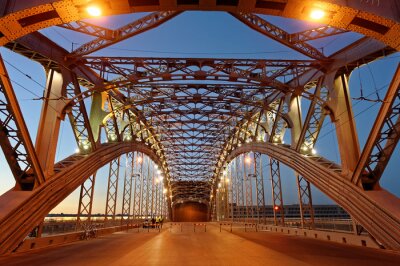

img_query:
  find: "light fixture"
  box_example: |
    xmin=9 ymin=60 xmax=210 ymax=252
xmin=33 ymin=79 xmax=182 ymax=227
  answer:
xmin=75 ymin=148 xmax=80 ymax=153
xmin=137 ymin=157 xmax=143 ymax=163
xmin=86 ymin=5 xmax=102 ymax=17
xmin=311 ymin=148 xmax=317 ymax=155
xmin=310 ymin=9 xmax=325 ymax=20
xmin=245 ymin=156 xmax=252 ymax=164
xmin=154 ymin=165 xmax=159 ymax=170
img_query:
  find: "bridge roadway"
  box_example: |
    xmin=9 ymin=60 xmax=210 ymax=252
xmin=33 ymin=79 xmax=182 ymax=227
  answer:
xmin=0 ymin=223 xmax=399 ymax=266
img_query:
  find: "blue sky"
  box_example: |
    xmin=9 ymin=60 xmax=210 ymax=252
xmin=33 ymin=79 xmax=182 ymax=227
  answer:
xmin=0 ymin=11 xmax=399 ymax=213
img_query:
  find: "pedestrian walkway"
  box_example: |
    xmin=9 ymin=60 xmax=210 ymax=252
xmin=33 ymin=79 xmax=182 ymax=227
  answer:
xmin=1 ymin=223 xmax=399 ymax=266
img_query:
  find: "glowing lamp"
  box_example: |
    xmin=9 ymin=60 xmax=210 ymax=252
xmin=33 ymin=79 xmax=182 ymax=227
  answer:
xmin=310 ymin=9 xmax=325 ymax=20
xmin=86 ymin=5 xmax=102 ymax=17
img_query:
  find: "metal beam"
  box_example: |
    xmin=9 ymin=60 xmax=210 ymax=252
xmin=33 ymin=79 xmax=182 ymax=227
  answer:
xmin=230 ymin=12 xmax=327 ymax=60
xmin=0 ymin=54 xmax=45 ymax=190
xmin=352 ymin=64 xmax=400 ymax=189
xmin=70 ymin=11 xmax=182 ymax=56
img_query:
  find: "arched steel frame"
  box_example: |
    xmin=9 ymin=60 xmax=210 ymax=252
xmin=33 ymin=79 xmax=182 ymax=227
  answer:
xmin=224 ymin=142 xmax=400 ymax=250
xmin=0 ymin=141 xmax=165 ymax=255
xmin=0 ymin=0 xmax=399 ymax=253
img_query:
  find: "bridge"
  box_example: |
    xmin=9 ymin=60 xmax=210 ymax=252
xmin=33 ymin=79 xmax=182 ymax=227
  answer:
xmin=0 ymin=0 xmax=399 ymax=263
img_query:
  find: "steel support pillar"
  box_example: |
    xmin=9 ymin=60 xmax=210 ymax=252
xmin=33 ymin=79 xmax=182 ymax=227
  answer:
xmin=230 ymin=160 xmax=238 ymax=222
xmin=0 ymin=54 xmax=44 ymax=190
xmin=236 ymin=155 xmax=245 ymax=222
xmin=141 ymin=156 xmax=150 ymax=218
xmin=270 ymin=158 xmax=284 ymax=226
xmin=296 ymin=173 xmax=315 ymax=229
xmin=105 ymin=157 xmax=120 ymax=224
xmin=121 ymin=152 xmax=134 ymax=225
xmin=326 ymin=73 xmax=361 ymax=178
xmin=254 ymin=153 xmax=266 ymax=224
xmin=76 ymin=172 xmax=96 ymax=230
xmin=35 ymin=69 xmax=65 ymax=178
xmin=133 ymin=152 xmax=143 ymax=220
xmin=244 ymin=154 xmax=253 ymax=222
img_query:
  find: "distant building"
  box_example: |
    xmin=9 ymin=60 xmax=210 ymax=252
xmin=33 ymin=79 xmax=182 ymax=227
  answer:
xmin=226 ymin=204 xmax=350 ymax=219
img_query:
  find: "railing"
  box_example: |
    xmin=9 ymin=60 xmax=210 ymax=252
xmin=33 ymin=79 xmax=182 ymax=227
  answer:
xmin=216 ymin=217 xmax=356 ymax=233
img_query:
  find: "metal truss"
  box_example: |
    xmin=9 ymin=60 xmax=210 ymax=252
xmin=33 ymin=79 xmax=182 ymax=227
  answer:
xmin=58 ymin=21 xmax=114 ymax=39
xmin=66 ymin=72 xmax=95 ymax=153
xmin=289 ymin=26 xmax=348 ymax=42
xmin=270 ymin=158 xmax=284 ymax=226
xmin=105 ymin=157 xmax=120 ymax=222
xmin=254 ymin=153 xmax=266 ymax=224
xmin=352 ymin=64 xmax=400 ymax=189
xmin=105 ymin=96 xmax=122 ymax=142
xmin=84 ymin=57 xmax=317 ymax=89
xmin=296 ymin=77 xmax=330 ymax=153
xmin=244 ymin=154 xmax=254 ymax=222
xmin=230 ymin=160 xmax=238 ymax=222
xmin=76 ymin=172 xmax=97 ymax=230
xmin=269 ymin=98 xmax=288 ymax=143
xmin=121 ymin=153 xmax=134 ymax=225
xmin=141 ymin=157 xmax=150 ymax=218
xmin=70 ymin=11 xmax=181 ymax=56
xmin=0 ymin=55 xmax=45 ymax=190
xmin=236 ymin=155 xmax=245 ymax=222
xmin=230 ymin=12 xmax=327 ymax=60
xmin=296 ymin=173 xmax=315 ymax=229
xmin=133 ymin=152 xmax=143 ymax=219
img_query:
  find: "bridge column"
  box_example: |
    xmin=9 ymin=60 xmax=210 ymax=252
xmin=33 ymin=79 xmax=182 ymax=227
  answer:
xmin=296 ymin=173 xmax=315 ymax=229
xmin=133 ymin=152 xmax=143 ymax=220
xmin=76 ymin=172 xmax=97 ymax=230
xmin=121 ymin=152 xmax=134 ymax=225
xmin=141 ymin=156 xmax=151 ymax=219
xmin=244 ymin=153 xmax=254 ymax=223
xmin=236 ymin=155 xmax=245 ymax=222
xmin=230 ymin=159 xmax=237 ymax=222
xmin=105 ymin=157 xmax=120 ymax=225
xmin=254 ymin=153 xmax=266 ymax=224
xmin=328 ymin=74 xmax=360 ymax=178
xmin=223 ymin=166 xmax=231 ymax=221
xmin=270 ymin=158 xmax=284 ymax=226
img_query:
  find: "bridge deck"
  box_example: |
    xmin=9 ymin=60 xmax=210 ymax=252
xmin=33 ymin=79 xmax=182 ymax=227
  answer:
xmin=0 ymin=223 xmax=399 ymax=266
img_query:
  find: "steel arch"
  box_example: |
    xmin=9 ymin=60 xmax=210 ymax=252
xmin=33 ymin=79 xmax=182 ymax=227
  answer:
xmin=224 ymin=142 xmax=400 ymax=250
